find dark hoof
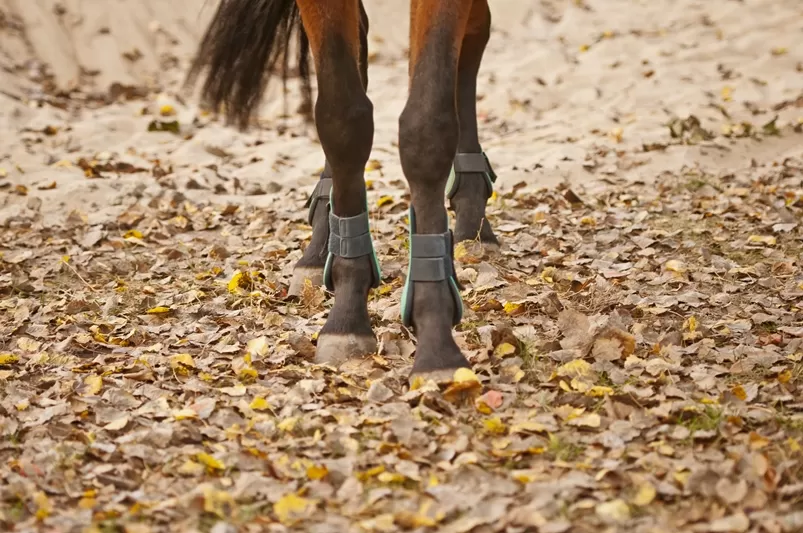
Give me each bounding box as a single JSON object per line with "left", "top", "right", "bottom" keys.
{"left": 315, "top": 333, "right": 378, "bottom": 366}
{"left": 288, "top": 266, "right": 324, "bottom": 296}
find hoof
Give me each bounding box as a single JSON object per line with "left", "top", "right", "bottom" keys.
{"left": 315, "top": 333, "right": 377, "bottom": 367}
{"left": 288, "top": 266, "right": 324, "bottom": 297}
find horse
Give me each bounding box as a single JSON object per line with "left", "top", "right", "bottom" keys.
{"left": 186, "top": 0, "right": 500, "bottom": 381}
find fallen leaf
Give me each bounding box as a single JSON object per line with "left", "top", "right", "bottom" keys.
{"left": 274, "top": 493, "right": 316, "bottom": 525}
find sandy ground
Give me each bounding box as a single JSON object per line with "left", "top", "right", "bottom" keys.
{"left": 1, "top": 0, "right": 801, "bottom": 227}
{"left": 2, "top": 1, "right": 803, "bottom": 532}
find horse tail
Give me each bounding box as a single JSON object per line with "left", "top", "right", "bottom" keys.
{"left": 184, "top": 0, "right": 311, "bottom": 129}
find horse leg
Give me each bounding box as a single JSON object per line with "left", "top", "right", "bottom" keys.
{"left": 289, "top": 1, "right": 370, "bottom": 295}
{"left": 296, "top": 0, "right": 379, "bottom": 364}
{"left": 448, "top": 0, "right": 499, "bottom": 249}
{"left": 398, "top": 0, "right": 473, "bottom": 378}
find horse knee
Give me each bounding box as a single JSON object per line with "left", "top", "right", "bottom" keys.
{"left": 398, "top": 97, "right": 458, "bottom": 186}
{"left": 315, "top": 91, "right": 374, "bottom": 174}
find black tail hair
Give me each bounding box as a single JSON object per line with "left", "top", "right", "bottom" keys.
{"left": 185, "top": 0, "right": 312, "bottom": 129}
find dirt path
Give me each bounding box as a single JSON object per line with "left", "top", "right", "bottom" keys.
{"left": 1, "top": 1, "right": 803, "bottom": 532}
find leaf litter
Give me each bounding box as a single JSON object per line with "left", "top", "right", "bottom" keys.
{"left": 1, "top": 3, "right": 803, "bottom": 533}
{"left": 3, "top": 145, "right": 803, "bottom": 532}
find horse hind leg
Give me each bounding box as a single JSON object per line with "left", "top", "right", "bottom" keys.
{"left": 449, "top": 0, "right": 499, "bottom": 251}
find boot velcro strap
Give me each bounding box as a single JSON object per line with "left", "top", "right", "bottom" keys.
{"left": 328, "top": 210, "right": 374, "bottom": 259}
{"left": 408, "top": 232, "right": 453, "bottom": 282}
{"left": 304, "top": 178, "right": 332, "bottom": 226}
{"left": 453, "top": 152, "right": 490, "bottom": 174}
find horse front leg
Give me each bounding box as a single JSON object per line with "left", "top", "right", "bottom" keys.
{"left": 296, "top": 0, "right": 380, "bottom": 365}
{"left": 398, "top": 0, "right": 475, "bottom": 380}
{"left": 289, "top": 1, "right": 372, "bottom": 295}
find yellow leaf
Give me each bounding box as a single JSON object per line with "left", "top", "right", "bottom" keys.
{"left": 203, "top": 486, "right": 234, "bottom": 518}
{"left": 177, "top": 459, "right": 205, "bottom": 476}
{"left": 173, "top": 408, "right": 197, "bottom": 420}
{"left": 731, "top": 385, "right": 747, "bottom": 400}
{"left": 503, "top": 302, "right": 522, "bottom": 315}
{"left": 220, "top": 383, "right": 247, "bottom": 397}
{"left": 146, "top": 306, "right": 171, "bottom": 314}
{"left": 0, "top": 354, "right": 20, "bottom": 365}
{"left": 238, "top": 367, "right": 258, "bottom": 381}
{"left": 721, "top": 86, "right": 733, "bottom": 102}
{"left": 483, "top": 417, "right": 507, "bottom": 435}
{"left": 687, "top": 315, "right": 698, "bottom": 333}
{"left": 377, "top": 471, "right": 406, "bottom": 484}
{"left": 33, "top": 491, "right": 52, "bottom": 521}
{"left": 170, "top": 353, "right": 195, "bottom": 375}
{"left": 357, "top": 465, "right": 386, "bottom": 481}
{"left": 365, "top": 159, "right": 383, "bottom": 171}
{"left": 306, "top": 464, "right": 328, "bottom": 480}
{"left": 443, "top": 367, "right": 482, "bottom": 402}
{"left": 749, "top": 431, "right": 770, "bottom": 450}
{"left": 586, "top": 386, "right": 614, "bottom": 397}
{"left": 673, "top": 470, "right": 690, "bottom": 486}
{"left": 778, "top": 370, "right": 792, "bottom": 384}
{"left": 664, "top": 259, "right": 687, "bottom": 274}
{"left": 159, "top": 104, "right": 176, "bottom": 116}
{"left": 78, "top": 494, "right": 96, "bottom": 510}
{"left": 475, "top": 401, "right": 493, "bottom": 415}
{"left": 493, "top": 342, "right": 516, "bottom": 358}
{"left": 394, "top": 509, "right": 438, "bottom": 528}
{"left": 632, "top": 483, "right": 656, "bottom": 506}
{"left": 124, "top": 229, "right": 143, "bottom": 239}
{"left": 82, "top": 374, "right": 103, "bottom": 396}
{"left": 453, "top": 367, "right": 479, "bottom": 384}
{"left": 278, "top": 417, "right": 298, "bottom": 432}
{"left": 509, "top": 421, "right": 548, "bottom": 434}
{"left": 274, "top": 493, "right": 316, "bottom": 525}
{"left": 787, "top": 437, "right": 801, "bottom": 453}
{"left": 580, "top": 216, "right": 596, "bottom": 226}
{"left": 579, "top": 44, "right": 590, "bottom": 52}
{"left": 771, "top": 47, "right": 787, "bottom": 56}
{"left": 453, "top": 241, "right": 469, "bottom": 261}
{"left": 747, "top": 235, "right": 776, "bottom": 246}
{"left": 227, "top": 270, "right": 247, "bottom": 293}
{"left": 595, "top": 499, "right": 631, "bottom": 523}
{"left": 246, "top": 336, "right": 269, "bottom": 357}
{"left": 196, "top": 453, "right": 225, "bottom": 472}
{"left": 567, "top": 412, "right": 601, "bottom": 428}
{"left": 540, "top": 266, "right": 555, "bottom": 283}
{"left": 556, "top": 359, "right": 593, "bottom": 380}
{"left": 249, "top": 397, "right": 270, "bottom": 411}
{"left": 377, "top": 195, "right": 393, "bottom": 207}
